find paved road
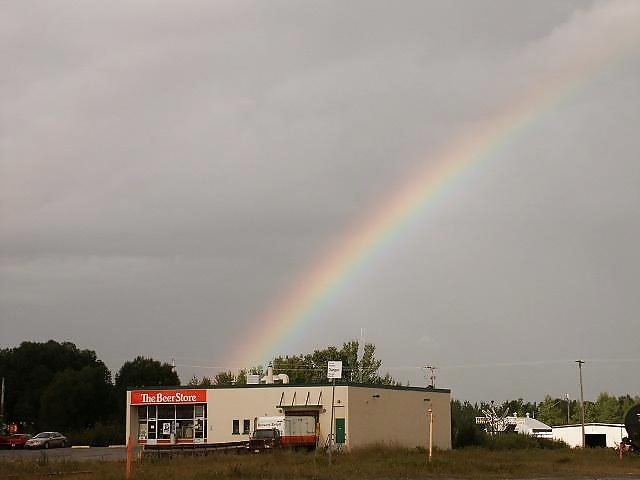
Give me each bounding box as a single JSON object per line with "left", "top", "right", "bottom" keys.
{"left": 0, "top": 446, "right": 132, "bottom": 462}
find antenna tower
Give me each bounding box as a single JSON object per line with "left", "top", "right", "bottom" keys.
{"left": 424, "top": 364, "right": 438, "bottom": 388}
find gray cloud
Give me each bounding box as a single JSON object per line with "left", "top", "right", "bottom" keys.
{"left": 1, "top": 0, "right": 639, "bottom": 402}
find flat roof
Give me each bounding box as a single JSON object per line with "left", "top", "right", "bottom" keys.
{"left": 127, "top": 383, "right": 451, "bottom": 394}
{"left": 552, "top": 423, "right": 625, "bottom": 429}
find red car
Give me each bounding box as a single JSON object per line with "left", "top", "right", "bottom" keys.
{"left": 0, "top": 429, "right": 32, "bottom": 449}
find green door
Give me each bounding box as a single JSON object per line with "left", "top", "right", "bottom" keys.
{"left": 335, "top": 418, "right": 346, "bottom": 444}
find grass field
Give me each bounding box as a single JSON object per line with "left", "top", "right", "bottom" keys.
{"left": 1, "top": 446, "right": 638, "bottom": 479}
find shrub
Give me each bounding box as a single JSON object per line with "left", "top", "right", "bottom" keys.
{"left": 66, "top": 422, "right": 125, "bottom": 447}
{"left": 480, "top": 433, "right": 568, "bottom": 450}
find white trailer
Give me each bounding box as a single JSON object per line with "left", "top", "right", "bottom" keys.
{"left": 255, "top": 415, "right": 317, "bottom": 448}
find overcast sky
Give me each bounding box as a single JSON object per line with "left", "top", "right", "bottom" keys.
{"left": 2, "top": 0, "right": 639, "bottom": 403}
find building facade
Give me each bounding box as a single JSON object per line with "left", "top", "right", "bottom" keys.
{"left": 552, "top": 423, "right": 628, "bottom": 448}
{"left": 125, "top": 383, "right": 451, "bottom": 450}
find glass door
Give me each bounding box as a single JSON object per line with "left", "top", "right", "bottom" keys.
{"left": 147, "top": 406, "right": 157, "bottom": 445}
{"left": 194, "top": 404, "right": 206, "bottom": 443}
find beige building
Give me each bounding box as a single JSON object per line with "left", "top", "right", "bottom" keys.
{"left": 126, "top": 383, "right": 451, "bottom": 451}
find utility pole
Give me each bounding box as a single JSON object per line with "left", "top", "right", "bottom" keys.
{"left": 359, "top": 328, "right": 365, "bottom": 383}
{"left": 565, "top": 393, "right": 570, "bottom": 424}
{"left": 575, "top": 360, "right": 585, "bottom": 448}
{"left": 0, "top": 377, "right": 4, "bottom": 423}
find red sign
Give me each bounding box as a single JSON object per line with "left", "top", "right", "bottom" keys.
{"left": 131, "top": 389, "right": 207, "bottom": 405}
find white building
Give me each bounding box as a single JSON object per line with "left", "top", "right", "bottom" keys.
{"left": 512, "top": 414, "right": 553, "bottom": 439}
{"left": 552, "top": 423, "right": 628, "bottom": 448}
{"left": 125, "top": 383, "right": 452, "bottom": 451}
{"left": 476, "top": 412, "right": 552, "bottom": 439}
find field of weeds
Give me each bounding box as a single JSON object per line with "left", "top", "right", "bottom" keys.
{"left": 0, "top": 446, "right": 639, "bottom": 479}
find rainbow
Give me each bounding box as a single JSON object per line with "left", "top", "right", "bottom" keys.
{"left": 227, "top": 20, "right": 639, "bottom": 369}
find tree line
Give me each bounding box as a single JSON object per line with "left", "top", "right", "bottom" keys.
{"left": 193, "top": 340, "right": 400, "bottom": 386}
{"left": 0, "top": 339, "right": 397, "bottom": 441}
{"left": 1, "top": 340, "right": 638, "bottom": 447}
{"left": 451, "top": 393, "right": 640, "bottom": 448}
{"left": 0, "top": 341, "right": 179, "bottom": 442}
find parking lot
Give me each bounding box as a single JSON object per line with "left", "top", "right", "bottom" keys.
{"left": 0, "top": 446, "right": 132, "bottom": 462}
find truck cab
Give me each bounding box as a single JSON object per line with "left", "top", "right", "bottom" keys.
{"left": 247, "top": 428, "right": 281, "bottom": 453}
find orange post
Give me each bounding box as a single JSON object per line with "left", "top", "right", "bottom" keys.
{"left": 126, "top": 436, "right": 133, "bottom": 479}
{"left": 619, "top": 441, "right": 623, "bottom": 460}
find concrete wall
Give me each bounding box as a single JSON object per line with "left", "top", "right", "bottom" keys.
{"left": 346, "top": 386, "right": 451, "bottom": 450}
{"left": 205, "top": 384, "right": 343, "bottom": 445}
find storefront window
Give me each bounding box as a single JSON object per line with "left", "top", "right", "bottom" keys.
{"left": 176, "top": 405, "right": 192, "bottom": 419}
{"left": 138, "top": 406, "right": 149, "bottom": 440}
{"left": 158, "top": 405, "right": 175, "bottom": 420}
{"left": 138, "top": 422, "right": 148, "bottom": 440}
{"left": 194, "top": 418, "right": 205, "bottom": 442}
{"left": 175, "top": 405, "right": 193, "bottom": 440}
{"left": 232, "top": 420, "right": 240, "bottom": 435}
{"left": 195, "top": 405, "right": 205, "bottom": 418}
{"left": 175, "top": 420, "right": 194, "bottom": 440}
{"left": 243, "top": 419, "right": 250, "bottom": 434}
{"left": 138, "top": 406, "right": 148, "bottom": 420}
{"left": 158, "top": 405, "right": 176, "bottom": 440}
{"left": 137, "top": 403, "right": 206, "bottom": 442}
{"left": 147, "top": 420, "right": 157, "bottom": 440}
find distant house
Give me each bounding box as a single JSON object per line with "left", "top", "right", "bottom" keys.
{"left": 552, "top": 423, "right": 628, "bottom": 448}
{"left": 476, "top": 411, "right": 553, "bottom": 438}
{"left": 511, "top": 413, "right": 553, "bottom": 439}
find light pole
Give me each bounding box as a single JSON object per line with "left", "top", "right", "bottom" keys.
{"left": 424, "top": 397, "right": 432, "bottom": 462}
{"left": 329, "top": 377, "right": 335, "bottom": 465}
{"left": 327, "top": 360, "right": 342, "bottom": 466}
{"left": 427, "top": 408, "right": 433, "bottom": 462}
{"left": 575, "top": 360, "right": 585, "bottom": 448}
{"left": 0, "top": 377, "right": 4, "bottom": 423}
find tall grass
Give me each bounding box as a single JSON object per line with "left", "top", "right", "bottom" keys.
{"left": 1, "top": 446, "right": 638, "bottom": 479}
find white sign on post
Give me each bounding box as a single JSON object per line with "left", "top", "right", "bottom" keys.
{"left": 327, "top": 360, "right": 343, "bottom": 380}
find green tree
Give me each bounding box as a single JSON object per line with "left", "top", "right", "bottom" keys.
{"left": 271, "top": 340, "right": 398, "bottom": 385}
{"left": 593, "top": 392, "right": 622, "bottom": 423}
{"left": 39, "top": 365, "right": 115, "bottom": 431}
{"left": 214, "top": 371, "right": 236, "bottom": 385}
{"left": 115, "top": 356, "right": 180, "bottom": 389}
{"left": 0, "top": 340, "right": 111, "bottom": 429}
{"left": 619, "top": 394, "right": 640, "bottom": 420}
{"left": 537, "top": 395, "right": 568, "bottom": 426}
{"left": 114, "top": 356, "right": 180, "bottom": 422}
{"left": 450, "top": 399, "right": 484, "bottom": 448}
{"left": 187, "top": 375, "right": 214, "bottom": 386}
{"left": 359, "top": 343, "right": 384, "bottom": 383}
{"left": 500, "top": 398, "right": 538, "bottom": 419}
{"left": 272, "top": 355, "right": 313, "bottom": 384}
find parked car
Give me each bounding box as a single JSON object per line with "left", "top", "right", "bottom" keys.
{"left": 0, "top": 429, "right": 32, "bottom": 449}
{"left": 24, "top": 432, "right": 67, "bottom": 449}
